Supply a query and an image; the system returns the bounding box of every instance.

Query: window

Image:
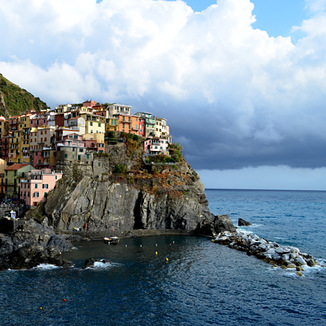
[33,192,39,197]
[35,184,38,189]
[64,154,68,158]
[42,184,48,189]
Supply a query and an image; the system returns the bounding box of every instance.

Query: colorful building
[135,112,156,137]
[4,163,33,197]
[144,138,170,155]
[20,168,63,207]
[30,126,56,168]
[107,103,132,116]
[115,114,141,135]
[80,113,106,135]
[0,117,9,160]
[0,158,7,198]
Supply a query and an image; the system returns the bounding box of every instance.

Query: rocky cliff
[33,134,235,238]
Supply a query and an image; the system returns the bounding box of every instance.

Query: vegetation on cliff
[29,132,229,237]
[0,74,49,118]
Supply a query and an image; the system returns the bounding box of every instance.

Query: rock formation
[238,218,251,226]
[212,230,320,275]
[31,135,236,238]
[0,218,72,270]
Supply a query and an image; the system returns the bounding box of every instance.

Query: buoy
[140,245,142,247]
[166,257,169,262]
[156,244,158,246]
[40,307,43,310]
[155,251,158,255]
[63,299,67,302]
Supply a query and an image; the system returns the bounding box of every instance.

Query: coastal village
[0,100,173,208]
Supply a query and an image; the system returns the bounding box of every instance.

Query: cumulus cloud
[1,0,326,172]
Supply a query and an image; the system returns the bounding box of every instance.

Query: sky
[1,0,326,190]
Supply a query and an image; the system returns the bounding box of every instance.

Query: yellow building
[7,115,31,164]
[105,117,119,132]
[8,130,21,164]
[80,113,106,135]
[19,114,31,164]
[0,158,7,198]
[4,163,33,197]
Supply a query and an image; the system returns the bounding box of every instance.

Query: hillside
[0,74,49,118]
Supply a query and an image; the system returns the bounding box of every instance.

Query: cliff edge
[32,134,235,238]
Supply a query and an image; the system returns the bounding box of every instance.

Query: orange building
[115,114,141,135]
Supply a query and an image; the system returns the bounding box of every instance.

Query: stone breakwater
[212,231,322,276]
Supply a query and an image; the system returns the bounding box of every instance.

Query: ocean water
[0,189,326,326]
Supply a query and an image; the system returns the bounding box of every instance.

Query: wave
[84,259,116,270]
[32,264,61,270]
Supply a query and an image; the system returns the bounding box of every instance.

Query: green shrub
[114,164,128,174]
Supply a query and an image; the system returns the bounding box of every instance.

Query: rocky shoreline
[0,218,73,270]
[0,212,236,270]
[212,230,323,276]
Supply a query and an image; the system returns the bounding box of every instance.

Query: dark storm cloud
[1,0,326,174]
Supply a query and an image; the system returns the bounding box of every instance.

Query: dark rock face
[214,215,237,233]
[0,219,72,270]
[38,155,236,237]
[238,218,252,226]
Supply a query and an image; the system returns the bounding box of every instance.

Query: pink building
[83,100,97,108]
[30,126,56,168]
[20,168,63,207]
[57,133,86,148]
[144,138,170,155]
[139,118,145,137]
[30,112,48,128]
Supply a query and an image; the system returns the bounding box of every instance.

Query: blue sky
[1,0,326,190]
[166,0,308,37]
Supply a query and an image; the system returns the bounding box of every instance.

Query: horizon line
[205,188,326,192]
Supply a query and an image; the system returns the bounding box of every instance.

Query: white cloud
[1,0,326,178]
[305,0,326,13]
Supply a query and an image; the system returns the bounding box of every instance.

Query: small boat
[104,236,119,245]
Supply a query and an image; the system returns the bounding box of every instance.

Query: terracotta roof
[5,163,29,171]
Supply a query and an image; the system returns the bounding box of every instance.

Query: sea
[1,189,326,326]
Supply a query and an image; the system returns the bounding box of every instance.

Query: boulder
[238,218,252,226]
[214,215,236,233]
